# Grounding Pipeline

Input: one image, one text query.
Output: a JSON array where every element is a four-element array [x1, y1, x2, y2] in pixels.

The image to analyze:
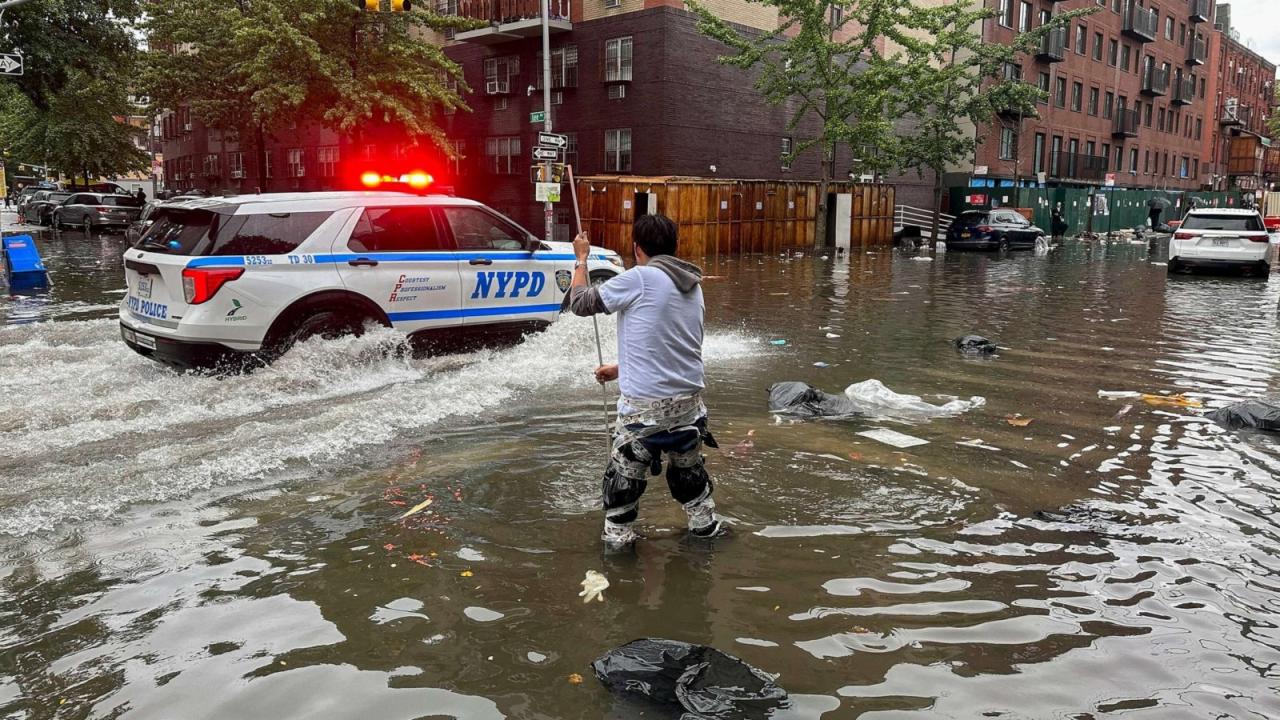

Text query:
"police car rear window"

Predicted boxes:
[[137, 209, 331, 256]]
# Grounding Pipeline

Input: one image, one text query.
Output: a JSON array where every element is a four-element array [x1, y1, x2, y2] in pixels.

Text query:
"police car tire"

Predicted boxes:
[[265, 310, 367, 359]]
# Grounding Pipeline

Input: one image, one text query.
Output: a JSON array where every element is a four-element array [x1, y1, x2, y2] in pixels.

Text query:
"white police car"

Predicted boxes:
[[118, 191, 624, 369]]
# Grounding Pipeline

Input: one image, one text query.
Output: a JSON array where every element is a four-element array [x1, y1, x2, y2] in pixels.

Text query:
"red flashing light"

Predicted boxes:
[[406, 171, 433, 190], [182, 267, 244, 305], [360, 171, 382, 188]]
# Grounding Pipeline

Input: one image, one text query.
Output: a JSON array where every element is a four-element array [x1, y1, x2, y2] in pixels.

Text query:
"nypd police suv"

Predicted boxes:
[[118, 191, 624, 369]]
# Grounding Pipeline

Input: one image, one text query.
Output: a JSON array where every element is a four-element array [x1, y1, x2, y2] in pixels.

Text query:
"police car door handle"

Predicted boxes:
[[348, 258, 378, 267], [468, 258, 493, 266]]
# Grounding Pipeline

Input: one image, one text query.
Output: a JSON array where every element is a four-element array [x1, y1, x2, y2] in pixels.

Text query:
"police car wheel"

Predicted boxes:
[[265, 310, 366, 359]]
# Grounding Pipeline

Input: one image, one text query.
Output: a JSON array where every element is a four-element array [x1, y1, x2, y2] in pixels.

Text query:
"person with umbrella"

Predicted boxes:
[[1051, 202, 1068, 241], [1147, 196, 1170, 231]]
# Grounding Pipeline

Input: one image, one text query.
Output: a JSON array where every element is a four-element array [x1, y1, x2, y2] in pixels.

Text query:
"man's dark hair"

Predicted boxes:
[[633, 214, 678, 257]]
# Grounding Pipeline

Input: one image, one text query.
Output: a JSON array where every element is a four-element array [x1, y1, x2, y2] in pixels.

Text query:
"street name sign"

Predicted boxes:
[[537, 132, 567, 148], [0, 54, 23, 76], [529, 110, 546, 123], [532, 147, 559, 161]]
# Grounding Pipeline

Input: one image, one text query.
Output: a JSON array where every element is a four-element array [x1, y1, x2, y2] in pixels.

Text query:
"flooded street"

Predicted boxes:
[[3, 233, 1280, 719]]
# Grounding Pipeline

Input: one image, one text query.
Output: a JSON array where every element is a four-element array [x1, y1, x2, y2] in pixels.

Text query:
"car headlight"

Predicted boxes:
[[606, 254, 624, 268]]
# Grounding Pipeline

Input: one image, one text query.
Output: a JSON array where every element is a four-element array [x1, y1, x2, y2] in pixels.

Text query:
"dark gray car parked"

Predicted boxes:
[[945, 209, 1047, 251], [52, 193, 144, 234], [24, 191, 72, 226]]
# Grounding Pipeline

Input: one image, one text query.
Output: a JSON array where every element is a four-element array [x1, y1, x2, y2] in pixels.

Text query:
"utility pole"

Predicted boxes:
[[540, 0, 554, 242]]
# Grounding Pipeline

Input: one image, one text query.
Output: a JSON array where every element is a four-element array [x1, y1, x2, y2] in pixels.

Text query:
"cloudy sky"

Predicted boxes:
[[1223, 0, 1280, 71]]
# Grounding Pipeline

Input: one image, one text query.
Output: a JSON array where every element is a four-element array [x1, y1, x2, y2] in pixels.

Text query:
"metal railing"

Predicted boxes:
[[1050, 151, 1108, 181], [1190, 0, 1212, 23], [1124, 3, 1158, 42], [1113, 108, 1140, 137], [1036, 26, 1067, 62], [894, 205, 953, 240], [1188, 36, 1207, 65], [454, 0, 571, 24], [1173, 76, 1196, 105], [1141, 66, 1169, 96]]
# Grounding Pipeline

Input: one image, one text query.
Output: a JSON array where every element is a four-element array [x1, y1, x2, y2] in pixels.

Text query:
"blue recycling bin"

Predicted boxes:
[[2, 234, 50, 291]]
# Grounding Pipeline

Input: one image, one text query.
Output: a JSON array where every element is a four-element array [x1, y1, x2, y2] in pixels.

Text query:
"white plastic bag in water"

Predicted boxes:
[[843, 379, 985, 420]]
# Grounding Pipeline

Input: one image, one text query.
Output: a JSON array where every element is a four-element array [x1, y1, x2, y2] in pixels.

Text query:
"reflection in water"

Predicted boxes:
[[3, 242, 1280, 718]]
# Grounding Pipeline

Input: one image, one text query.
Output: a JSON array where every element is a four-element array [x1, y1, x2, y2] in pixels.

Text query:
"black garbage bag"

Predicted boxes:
[[953, 335, 996, 354], [592, 639, 789, 720], [767, 381, 861, 418], [1207, 400, 1280, 431]]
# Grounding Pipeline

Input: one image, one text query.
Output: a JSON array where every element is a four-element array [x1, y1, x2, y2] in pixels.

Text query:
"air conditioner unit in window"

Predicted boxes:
[[485, 79, 510, 95], [231, 170, 245, 179], [604, 0, 620, 8], [183, 122, 192, 131], [607, 84, 626, 100]]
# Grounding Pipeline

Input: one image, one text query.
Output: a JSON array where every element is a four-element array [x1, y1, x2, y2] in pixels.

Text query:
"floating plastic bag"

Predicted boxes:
[[579, 570, 609, 603], [768, 382, 861, 419], [1208, 401, 1280, 432], [592, 638, 789, 719], [843, 379, 985, 420]]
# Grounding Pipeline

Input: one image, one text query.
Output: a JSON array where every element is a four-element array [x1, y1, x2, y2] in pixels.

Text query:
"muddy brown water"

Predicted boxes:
[[2, 232, 1280, 719]]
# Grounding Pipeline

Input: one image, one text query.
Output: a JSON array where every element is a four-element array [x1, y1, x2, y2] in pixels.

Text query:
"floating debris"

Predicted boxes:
[[579, 570, 610, 603]]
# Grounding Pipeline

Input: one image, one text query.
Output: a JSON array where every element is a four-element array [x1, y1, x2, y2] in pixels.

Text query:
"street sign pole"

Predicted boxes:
[[540, 0, 554, 243]]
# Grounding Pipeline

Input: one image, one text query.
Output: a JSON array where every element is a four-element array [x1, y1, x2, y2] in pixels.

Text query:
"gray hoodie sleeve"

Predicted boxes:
[[569, 285, 608, 317]]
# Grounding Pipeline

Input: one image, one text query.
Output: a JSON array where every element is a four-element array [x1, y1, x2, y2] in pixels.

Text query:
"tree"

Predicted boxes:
[[1, 0, 144, 111], [892, 1, 1095, 241], [0, 76, 150, 184], [688, 0, 911, 247], [140, 0, 477, 191]]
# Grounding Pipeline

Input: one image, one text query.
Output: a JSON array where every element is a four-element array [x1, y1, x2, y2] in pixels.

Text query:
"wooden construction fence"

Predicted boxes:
[[574, 176, 895, 259]]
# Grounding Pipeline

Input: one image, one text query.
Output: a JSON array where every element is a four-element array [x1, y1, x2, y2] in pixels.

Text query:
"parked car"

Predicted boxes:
[[24, 191, 72, 226], [52, 193, 145, 234], [126, 196, 205, 244], [14, 187, 45, 220], [1168, 208, 1270, 275], [945, 209, 1047, 251], [119, 191, 624, 369]]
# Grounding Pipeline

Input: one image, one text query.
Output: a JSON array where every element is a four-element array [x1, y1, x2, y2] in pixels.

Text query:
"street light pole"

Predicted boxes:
[[540, 0, 554, 243]]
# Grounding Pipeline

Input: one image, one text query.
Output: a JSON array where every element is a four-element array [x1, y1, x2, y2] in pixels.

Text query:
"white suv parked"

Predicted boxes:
[[1169, 208, 1271, 275], [119, 192, 624, 369]]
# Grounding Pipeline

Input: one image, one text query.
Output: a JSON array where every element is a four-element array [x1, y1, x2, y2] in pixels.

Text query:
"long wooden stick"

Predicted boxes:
[[567, 165, 613, 444]]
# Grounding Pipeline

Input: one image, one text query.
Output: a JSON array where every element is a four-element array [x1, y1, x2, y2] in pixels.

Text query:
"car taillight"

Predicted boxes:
[[976, 226, 992, 233], [94, 206, 110, 213], [1174, 231, 1194, 240], [182, 267, 244, 304], [1245, 233, 1270, 243]]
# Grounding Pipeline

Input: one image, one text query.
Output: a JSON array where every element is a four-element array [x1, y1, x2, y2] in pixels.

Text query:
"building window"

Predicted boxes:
[[287, 148, 304, 178], [203, 153, 219, 177], [229, 152, 244, 179], [1019, 1, 1032, 31], [1033, 132, 1046, 173], [1071, 82, 1083, 112], [1144, 102, 1153, 126], [1157, 107, 1165, 131], [448, 140, 466, 176], [1001, 62, 1021, 81], [999, 127, 1016, 160], [1088, 87, 1100, 116], [605, 128, 631, 172], [1051, 135, 1063, 173], [1129, 147, 1138, 174], [1108, 38, 1118, 66], [263, 152, 273, 179], [998, 0, 1013, 28], [1121, 44, 1131, 72], [485, 136, 520, 175], [1144, 150, 1150, 174], [495, 96, 509, 111], [1085, 140, 1096, 160], [1101, 143, 1111, 169], [363, 144, 377, 161], [1180, 156, 1189, 178], [605, 37, 633, 82], [1038, 72, 1050, 103], [1193, 158, 1199, 178], [1164, 16, 1173, 40], [1115, 145, 1124, 172], [1092, 32, 1103, 61], [781, 136, 794, 170], [1075, 24, 1086, 54], [1178, 22, 1186, 46], [1055, 77, 1067, 107], [564, 133, 578, 170], [317, 146, 339, 178], [483, 56, 519, 94], [1104, 91, 1115, 118], [1067, 139, 1079, 176], [1195, 117, 1202, 139], [535, 45, 579, 89]]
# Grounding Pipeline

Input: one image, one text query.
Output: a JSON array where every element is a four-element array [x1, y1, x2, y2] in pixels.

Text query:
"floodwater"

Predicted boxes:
[[3, 230, 1280, 719]]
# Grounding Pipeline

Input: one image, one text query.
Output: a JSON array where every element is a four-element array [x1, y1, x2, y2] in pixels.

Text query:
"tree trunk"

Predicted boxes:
[[814, 142, 833, 248], [255, 123, 268, 193]]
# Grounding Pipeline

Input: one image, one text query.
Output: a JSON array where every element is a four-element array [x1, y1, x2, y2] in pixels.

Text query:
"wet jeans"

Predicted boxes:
[[602, 417, 718, 533]]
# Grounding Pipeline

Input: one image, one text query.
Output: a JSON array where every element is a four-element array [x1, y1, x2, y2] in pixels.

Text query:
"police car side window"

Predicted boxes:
[[209, 211, 332, 256], [441, 208, 527, 251], [348, 207, 448, 253]]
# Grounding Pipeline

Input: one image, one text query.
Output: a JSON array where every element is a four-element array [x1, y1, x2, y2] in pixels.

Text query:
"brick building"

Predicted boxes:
[[972, 0, 1221, 192], [1204, 6, 1277, 192]]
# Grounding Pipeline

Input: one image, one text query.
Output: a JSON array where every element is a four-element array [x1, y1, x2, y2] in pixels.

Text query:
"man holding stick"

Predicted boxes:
[[570, 215, 722, 546]]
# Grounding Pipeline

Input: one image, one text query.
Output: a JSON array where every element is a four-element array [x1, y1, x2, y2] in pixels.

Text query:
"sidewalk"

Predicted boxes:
[[1, 209, 43, 236]]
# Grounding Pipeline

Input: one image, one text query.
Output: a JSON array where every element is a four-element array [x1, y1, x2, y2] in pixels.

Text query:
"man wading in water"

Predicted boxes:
[[570, 214, 723, 545]]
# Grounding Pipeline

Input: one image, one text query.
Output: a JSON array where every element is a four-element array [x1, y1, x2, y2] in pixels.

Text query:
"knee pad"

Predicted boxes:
[[666, 455, 710, 506]]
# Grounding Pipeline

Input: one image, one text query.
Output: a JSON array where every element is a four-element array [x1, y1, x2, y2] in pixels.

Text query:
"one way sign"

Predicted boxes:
[[0, 54, 22, 76]]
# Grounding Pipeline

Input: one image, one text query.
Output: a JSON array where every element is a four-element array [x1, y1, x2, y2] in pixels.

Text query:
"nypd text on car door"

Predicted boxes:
[[441, 207, 558, 327]]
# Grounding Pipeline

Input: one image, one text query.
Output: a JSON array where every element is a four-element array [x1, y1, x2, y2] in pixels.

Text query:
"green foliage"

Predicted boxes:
[[140, 0, 477, 153], [0, 78, 149, 180]]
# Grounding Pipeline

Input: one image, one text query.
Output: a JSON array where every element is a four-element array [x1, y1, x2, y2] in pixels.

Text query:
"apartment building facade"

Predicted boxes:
[[973, 0, 1220, 192], [1204, 29, 1277, 191]]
